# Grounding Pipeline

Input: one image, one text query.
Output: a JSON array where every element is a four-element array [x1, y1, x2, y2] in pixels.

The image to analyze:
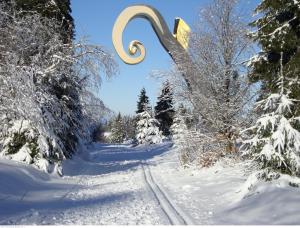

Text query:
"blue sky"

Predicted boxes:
[[71, 0, 259, 115]]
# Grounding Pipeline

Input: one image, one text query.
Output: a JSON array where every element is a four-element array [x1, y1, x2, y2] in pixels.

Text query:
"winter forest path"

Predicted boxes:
[[0, 142, 193, 225]]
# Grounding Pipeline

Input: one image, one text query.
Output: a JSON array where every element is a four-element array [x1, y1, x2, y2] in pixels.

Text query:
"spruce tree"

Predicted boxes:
[[135, 88, 162, 144], [109, 113, 126, 143], [136, 87, 150, 114], [155, 81, 175, 136], [136, 111, 162, 145], [242, 52, 300, 179], [244, 0, 300, 177], [242, 53, 300, 176], [248, 0, 300, 114]]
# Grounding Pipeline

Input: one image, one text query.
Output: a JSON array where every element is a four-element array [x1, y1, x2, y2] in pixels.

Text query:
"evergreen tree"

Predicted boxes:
[[243, 0, 300, 178], [136, 87, 150, 114], [170, 105, 194, 167], [109, 112, 126, 143], [155, 81, 175, 136], [11, 0, 79, 156], [136, 110, 162, 145], [243, 52, 300, 176], [248, 0, 300, 114], [122, 115, 136, 140]]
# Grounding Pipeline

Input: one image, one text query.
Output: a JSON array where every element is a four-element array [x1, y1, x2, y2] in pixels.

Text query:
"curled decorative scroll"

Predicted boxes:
[[112, 4, 195, 89], [112, 4, 180, 65]]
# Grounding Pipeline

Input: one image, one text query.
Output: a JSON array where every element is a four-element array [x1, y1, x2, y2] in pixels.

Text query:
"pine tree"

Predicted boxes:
[[248, 0, 300, 114], [136, 87, 150, 114], [136, 111, 162, 145], [155, 81, 175, 136], [242, 52, 300, 177], [109, 113, 126, 143]]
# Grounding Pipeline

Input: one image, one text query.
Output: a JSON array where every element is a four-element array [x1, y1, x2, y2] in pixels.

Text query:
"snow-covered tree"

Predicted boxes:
[[80, 90, 113, 143], [170, 107, 189, 165], [242, 53, 300, 176], [136, 111, 162, 145], [170, 103, 228, 168], [186, 0, 254, 149], [122, 115, 137, 141], [242, 0, 300, 178], [152, 0, 254, 156], [109, 113, 126, 143], [0, 2, 117, 173], [170, 105, 189, 142], [136, 88, 150, 114], [155, 80, 175, 136], [248, 0, 300, 110]]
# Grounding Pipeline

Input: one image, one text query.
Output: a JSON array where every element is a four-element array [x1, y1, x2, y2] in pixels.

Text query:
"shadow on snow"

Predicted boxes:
[[63, 142, 173, 177]]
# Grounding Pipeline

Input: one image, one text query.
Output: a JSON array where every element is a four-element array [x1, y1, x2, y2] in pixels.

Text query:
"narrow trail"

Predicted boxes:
[[142, 163, 194, 225]]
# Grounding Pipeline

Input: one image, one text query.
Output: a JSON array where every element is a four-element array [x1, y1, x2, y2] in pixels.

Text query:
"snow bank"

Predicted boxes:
[[218, 173, 300, 225], [150, 146, 300, 225]]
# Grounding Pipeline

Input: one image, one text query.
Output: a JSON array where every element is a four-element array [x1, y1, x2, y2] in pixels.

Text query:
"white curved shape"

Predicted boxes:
[[112, 4, 177, 65]]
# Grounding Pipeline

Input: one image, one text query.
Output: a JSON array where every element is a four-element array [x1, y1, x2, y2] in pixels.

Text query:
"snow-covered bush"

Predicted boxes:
[[136, 111, 162, 145], [0, 120, 63, 174], [170, 113, 191, 166], [171, 106, 226, 168]]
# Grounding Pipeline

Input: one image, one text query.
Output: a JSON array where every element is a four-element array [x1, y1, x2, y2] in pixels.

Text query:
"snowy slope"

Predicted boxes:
[[1, 142, 300, 225], [150, 147, 300, 225]]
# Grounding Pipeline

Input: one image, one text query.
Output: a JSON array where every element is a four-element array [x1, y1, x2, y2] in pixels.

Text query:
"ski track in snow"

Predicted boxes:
[[142, 163, 194, 225], [0, 142, 183, 225]]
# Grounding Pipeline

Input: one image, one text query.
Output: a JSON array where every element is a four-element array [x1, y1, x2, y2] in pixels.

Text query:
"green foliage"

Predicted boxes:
[[154, 81, 175, 136], [249, 0, 300, 111], [245, 0, 300, 177], [7, 132, 27, 155], [27, 138, 38, 159], [136, 88, 150, 114], [122, 115, 136, 140], [6, 131, 39, 163], [242, 93, 300, 176], [109, 113, 126, 143]]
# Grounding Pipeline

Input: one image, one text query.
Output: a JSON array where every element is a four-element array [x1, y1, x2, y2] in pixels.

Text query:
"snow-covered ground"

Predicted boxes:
[[0, 142, 300, 225]]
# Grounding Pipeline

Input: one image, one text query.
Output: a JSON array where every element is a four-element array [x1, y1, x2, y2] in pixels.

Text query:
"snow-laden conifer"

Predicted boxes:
[[242, 53, 300, 176], [155, 80, 175, 136], [109, 113, 126, 143], [136, 111, 162, 145]]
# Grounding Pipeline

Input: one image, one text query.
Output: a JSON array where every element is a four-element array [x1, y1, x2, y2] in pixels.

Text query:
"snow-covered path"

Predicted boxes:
[[2, 141, 299, 225], [0, 142, 192, 225]]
